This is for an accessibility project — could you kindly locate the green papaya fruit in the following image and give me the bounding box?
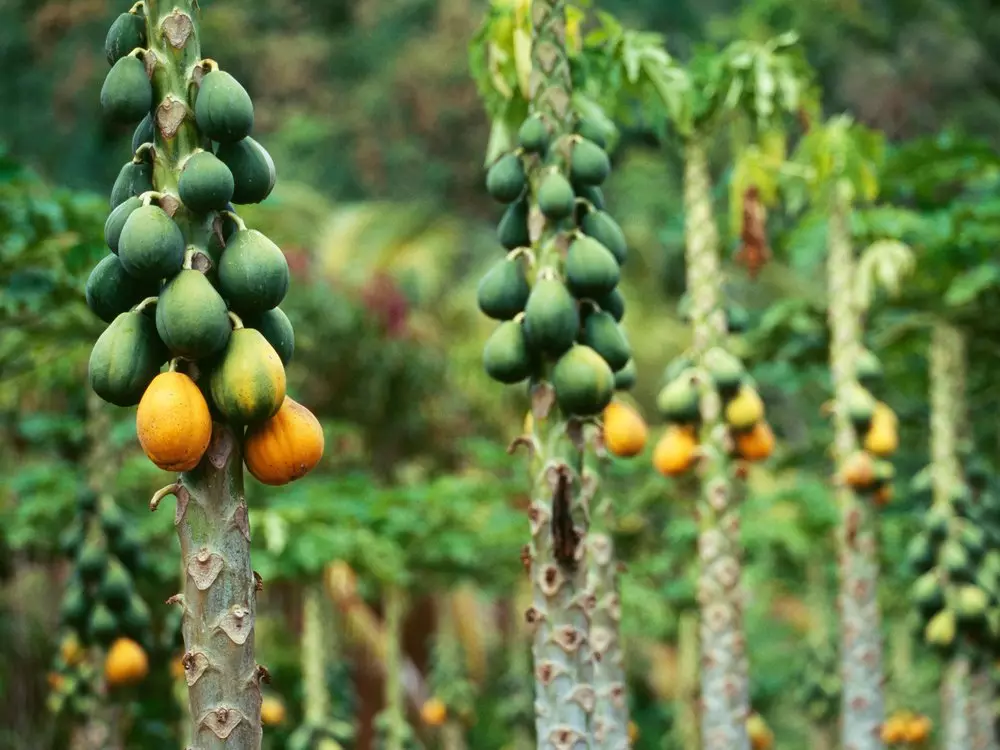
[522,278,580,356]
[118,205,185,280]
[537,171,575,220]
[855,348,883,387]
[110,160,153,209]
[60,580,90,631]
[924,505,951,543]
[576,184,605,210]
[105,196,142,253]
[576,117,608,149]
[483,320,534,384]
[218,229,289,314]
[565,237,619,299]
[243,307,295,365]
[656,372,701,423]
[105,12,146,66]
[155,269,232,359]
[905,534,936,574]
[591,287,624,322]
[846,384,876,433]
[924,609,956,649]
[99,501,126,539]
[569,137,611,186]
[121,595,152,642]
[871,460,894,489]
[59,521,85,557]
[942,541,973,583]
[580,210,626,265]
[85,253,159,324]
[100,55,152,124]
[89,311,167,406]
[477,257,530,320]
[497,198,530,249]
[661,356,694,387]
[76,488,98,513]
[581,311,630,371]
[89,603,119,646]
[518,115,550,153]
[99,558,133,611]
[726,304,750,333]
[178,151,235,213]
[956,585,989,625]
[210,328,287,424]
[961,525,986,563]
[77,539,107,584]
[911,572,944,616]
[111,528,143,573]
[951,487,972,518]
[486,153,527,203]
[216,136,276,204]
[552,345,615,416]
[704,347,745,395]
[614,359,637,391]
[964,458,990,489]
[194,70,254,143]
[132,113,155,153]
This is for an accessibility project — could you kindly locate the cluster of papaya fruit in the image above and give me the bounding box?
[880,710,933,746]
[652,339,774,478]
[88,4,323,485]
[479,116,634,417]
[795,641,841,726]
[908,463,1000,657]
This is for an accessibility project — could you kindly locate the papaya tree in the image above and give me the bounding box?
[86,2,324,746]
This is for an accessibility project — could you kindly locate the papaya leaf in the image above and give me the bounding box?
[943,263,1000,307]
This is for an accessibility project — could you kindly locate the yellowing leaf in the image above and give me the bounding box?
[513,28,532,98]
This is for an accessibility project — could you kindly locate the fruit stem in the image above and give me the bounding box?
[128,1,144,13]
[228,311,245,330]
[127,47,148,59]
[199,57,219,72]
[133,142,155,163]
[149,482,181,512]
[139,190,166,206]
[183,245,197,270]
[506,246,536,268]
[223,210,247,231]
[130,296,158,314]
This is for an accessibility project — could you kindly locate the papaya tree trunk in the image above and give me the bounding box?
[682,136,750,750]
[969,667,997,750]
[675,610,701,749]
[303,583,330,726]
[942,658,971,750]
[826,183,885,750]
[382,584,410,750]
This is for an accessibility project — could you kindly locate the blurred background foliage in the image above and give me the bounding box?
[2,0,1000,748]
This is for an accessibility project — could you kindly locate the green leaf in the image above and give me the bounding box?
[943,263,1000,306]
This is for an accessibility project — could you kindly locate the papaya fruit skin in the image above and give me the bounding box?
[244,396,325,486]
[155,269,232,359]
[483,320,534,384]
[89,311,167,407]
[178,151,235,214]
[497,198,530,249]
[523,278,580,356]
[581,210,627,265]
[104,196,143,253]
[477,257,530,320]
[581,311,631,371]
[614,359,637,391]
[244,307,295,365]
[576,184,605,210]
[110,160,153,209]
[210,328,287,424]
[552,345,615,416]
[118,205,185,280]
[216,136,276,204]
[591,287,625,322]
[565,236,620,298]
[194,70,255,143]
[570,138,611,186]
[132,113,155,153]
[486,153,527,203]
[576,117,608,149]
[85,253,159,324]
[518,115,550,153]
[137,371,213,472]
[101,56,153,124]
[105,12,147,66]
[218,229,289,314]
[537,171,575,219]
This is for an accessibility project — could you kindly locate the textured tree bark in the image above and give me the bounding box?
[969,667,997,750]
[826,184,885,750]
[682,137,750,750]
[942,658,970,750]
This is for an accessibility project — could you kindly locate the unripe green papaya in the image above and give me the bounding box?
[924,505,951,543]
[591,287,624,322]
[951,487,971,518]
[59,521,85,558]
[132,113,155,152]
[244,307,295,365]
[576,117,608,149]
[924,609,956,649]
[956,585,989,625]
[121,594,152,642]
[85,253,159,324]
[110,160,153,209]
[537,171,575,220]
[565,236,620,298]
[77,539,107,584]
[523,278,579,356]
[178,151,235,214]
[104,196,142,253]
[614,359,637,391]
[581,311,630,372]
[570,138,611,186]
[195,70,255,143]
[100,501,126,538]
[942,541,973,583]
[101,55,153,124]
[656,372,701,423]
[580,210,626,265]
[210,328,287,424]
[911,572,944,616]
[218,229,289,314]
[552,345,615,416]
[105,12,146,66]
[89,311,167,407]
[89,602,119,646]
[905,534,936,574]
[216,136,276,204]
[726,304,750,333]
[845,383,876,433]
[112,529,142,573]
[477,257,530,320]
[704,347,745,395]
[486,153,527,203]
[961,525,986,562]
[483,320,534,384]
[518,115,550,154]
[497,198,530,249]
[661,356,695,387]
[576,184,605,210]
[76,488,98,513]
[855,347,883,387]
[118,205,185,280]
[99,558,133,611]
[155,269,231,359]
[60,579,90,631]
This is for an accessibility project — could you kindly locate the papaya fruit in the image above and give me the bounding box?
[477,257,530,320]
[845,383,876,433]
[735,421,774,462]
[704,347,745,395]
[880,716,907,744]
[244,307,295,365]
[210,328,287,424]
[591,287,624,322]
[261,695,287,726]
[724,384,765,431]
[911,571,944,616]
[99,499,125,538]
[656,373,700,424]
[746,713,773,750]
[960,525,986,563]
[486,153,527,203]
[565,236,620,298]
[614,359,636,391]
[903,716,931,744]
[906,534,936,574]
[653,423,699,477]
[110,160,153,209]
[522,277,579,356]
[120,594,152,640]
[576,184,605,210]
[518,115,550,154]
[105,638,149,687]
[137,371,213,472]
[218,229,290,313]
[76,488,98,513]
[101,55,152,124]
[420,697,447,727]
[85,253,158,324]
[118,205,185,280]
[842,450,875,490]
[955,584,989,625]
[570,138,611,185]
[60,579,90,631]
[580,210,627,265]
[132,113,155,153]
[726,304,750,333]
[924,505,951,543]
[551,345,615,416]
[99,558,133,611]
[155,269,232,359]
[576,117,607,149]
[855,347,883,387]
[602,400,647,458]
[105,196,142,253]
[924,608,956,649]
[941,541,973,583]
[497,197,530,249]
[105,12,146,66]
[89,602,120,647]
[178,151,235,214]
[244,396,325,486]
[483,320,534,384]
[950,487,971,517]
[59,521,84,557]
[89,311,167,406]
[112,528,142,573]
[216,136,276,204]
[537,171,575,219]
[581,311,630,371]
[194,70,254,143]
[863,401,898,457]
